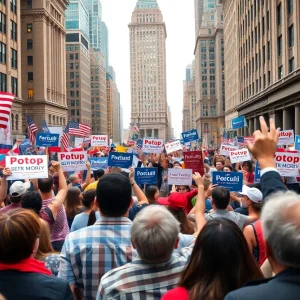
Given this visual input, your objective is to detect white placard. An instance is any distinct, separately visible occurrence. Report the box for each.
[229,148,251,163]
[165,140,183,154]
[74,137,84,147]
[91,135,109,147]
[275,152,300,176]
[132,155,139,168]
[278,130,294,146]
[220,144,238,156]
[58,151,88,172]
[168,169,193,186]
[49,127,63,147]
[142,138,164,154]
[6,155,48,180]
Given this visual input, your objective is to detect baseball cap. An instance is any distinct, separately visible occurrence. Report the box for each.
[240,185,263,203]
[157,192,188,210]
[9,181,31,197]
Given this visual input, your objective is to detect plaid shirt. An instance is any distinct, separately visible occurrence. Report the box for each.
[96,244,195,300]
[58,217,133,300]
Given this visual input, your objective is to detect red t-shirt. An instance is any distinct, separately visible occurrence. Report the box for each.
[162,287,189,300]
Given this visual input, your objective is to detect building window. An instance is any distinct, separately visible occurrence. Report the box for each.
[27,55,33,65]
[15,114,18,130]
[27,39,32,49]
[287,0,293,15]
[262,17,265,35]
[0,12,6,34]
[11,113,14,130]
[27,23,32,33]
[201,47,206,53]
[11,76,17,96]
[11,48,17,68]
[10,20,17,41]
[277,35,282,56]
[278,65,283,79]
[289,57,295,73]
[262,45,265,64]
[28,88,34,99]
[288,24,294,47]
[277,3,282,26]
[267,41,271,60]
[266,11,270,30]
[0,42,6,64]
[28,72,33,81]
[26,0,32,9]
[0,72,7,92]
[10,0,16,14]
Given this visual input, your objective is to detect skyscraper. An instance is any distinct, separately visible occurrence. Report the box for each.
[195,0,217,37]
[129,0,169,140]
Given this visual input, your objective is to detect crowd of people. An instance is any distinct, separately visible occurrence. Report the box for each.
[0,116,300,300]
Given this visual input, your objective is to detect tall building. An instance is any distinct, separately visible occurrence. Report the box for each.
[221,0,300,135]
[90,50,107,134]
[21,0,69,128]
[66,0,91,125]
[120,105,124,143]
[194,1,225,146]
[129,0,169,140]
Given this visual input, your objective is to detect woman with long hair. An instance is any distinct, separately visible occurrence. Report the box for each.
[64,187,83,229]
[163,219,263,300]
[242,161,255,184]
[145,185,159,205]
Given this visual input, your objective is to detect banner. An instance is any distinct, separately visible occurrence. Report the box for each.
[36,133,59,147]
[181,129,199,143]
[5,155,48,180]
[219,144,238,156]
[168,169,193,186]
[142,138,164,154]
[108,152,133,168]
[91,135,109,147]
[58,152,88,172]
[295,135,300,151]
[212,171,243,192]
[278,130,294,146]
[183,151,204,175]
[229,148,251,163]
[89,157,108,170]
[135,167,158,185]
[165,140,182,154]
[232,116,247,129]
[275,151,300,176]
[254,161,260,183]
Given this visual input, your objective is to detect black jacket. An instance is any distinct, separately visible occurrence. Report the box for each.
[260,170,287,200]
[0,271,74,300]
[152,162,173,190]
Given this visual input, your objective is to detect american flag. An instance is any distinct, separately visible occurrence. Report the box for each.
[0,92,14,129]
[61,122,71,150]
[133,122,140,133]
[26,114,38,145]
[69,120,91,137]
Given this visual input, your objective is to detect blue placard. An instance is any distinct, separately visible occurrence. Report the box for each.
[135,167,158,185]
[295,135,300,151]
[36,133,59,147]
[89,157,108,170]
[181,129,199,143]
[137,139,143,148]
[212,172,243,192]
[232,116,247,130]
[108,152,133,168]
[254,162,261,183]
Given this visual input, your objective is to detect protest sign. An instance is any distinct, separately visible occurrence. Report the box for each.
[74,137,84,147]
[183,151,204,175]
[212,172,243,192]
[181,129,199,143]
[229,148,251,163]
[58,152,88,172]
[278,130,294,146]
[142,138,164,154]
[36,133,59,147]
[219,144,238,156]
[295,135,300,151]
[165,140,182,154]
[89,157,108,170]
[232,116,247,129]
[5,155,48,180]
[168,169,193,186]
[91,135,109,147]
[108,152,133,168]
[135,167,158,185]
[132,155,139,168]
[274,151,300,176]
[254,161,260,183]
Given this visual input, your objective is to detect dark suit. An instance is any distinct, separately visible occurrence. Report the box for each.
[260,170,287,200]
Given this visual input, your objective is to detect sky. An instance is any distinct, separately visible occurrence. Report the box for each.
[101,0,195,138]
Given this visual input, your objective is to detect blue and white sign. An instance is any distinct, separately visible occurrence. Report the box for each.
[212,172,243,192]
[295,135,300,151]
[254,162,261,183]
[36,133,59,147]
[232,116,247,130]
[89,157,108,170]
[135,167,158,185]
[181,129,199,143]
[108,152,133,168]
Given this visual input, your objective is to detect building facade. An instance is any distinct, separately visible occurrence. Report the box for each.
[129,0,169,140]
[194,0,225,146]
[222,0,300,135]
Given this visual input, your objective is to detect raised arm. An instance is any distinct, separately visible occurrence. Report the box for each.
[0,168,12,204]
[81,161,91,190]
[129,168,148,205]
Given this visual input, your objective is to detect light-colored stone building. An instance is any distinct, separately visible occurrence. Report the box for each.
[21,0,69,128]
[129,0,169,140]
[221,0,300,135]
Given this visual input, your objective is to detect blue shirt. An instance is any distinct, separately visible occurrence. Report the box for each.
[70,211,100,232]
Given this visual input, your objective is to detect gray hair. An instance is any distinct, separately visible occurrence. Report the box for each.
[262,191,300,268]
[131,205,180,263]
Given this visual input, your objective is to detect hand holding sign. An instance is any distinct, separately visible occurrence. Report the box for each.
[192,172,205,187]
[2,167,12,178]
[51,161,61,171]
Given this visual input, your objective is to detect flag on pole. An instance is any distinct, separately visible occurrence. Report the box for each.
[26,113,38,145]
[0,92,14,129]
[61,122,71,150]
[133,122,140,133]
[69,120,91,137]
[42,119,50,133]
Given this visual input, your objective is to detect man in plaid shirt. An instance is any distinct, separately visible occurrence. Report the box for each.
[58,173,134,300]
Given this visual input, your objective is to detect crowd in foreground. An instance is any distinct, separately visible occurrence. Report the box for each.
[0,117,300,300]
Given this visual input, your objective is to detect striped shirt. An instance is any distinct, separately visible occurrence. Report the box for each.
[97,245,194,300]
[58,217,132,300]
